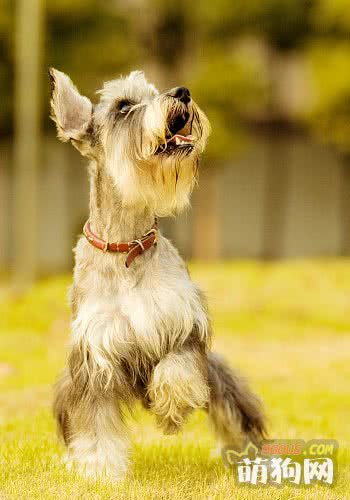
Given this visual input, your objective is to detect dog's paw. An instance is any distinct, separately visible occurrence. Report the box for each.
[209,445,223,459]
[63,453,127,481]
[156,415,183,435]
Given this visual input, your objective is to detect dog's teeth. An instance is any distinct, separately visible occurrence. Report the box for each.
[175,137,181,145]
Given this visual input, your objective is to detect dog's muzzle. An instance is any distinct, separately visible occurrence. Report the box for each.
[153,87,195,155]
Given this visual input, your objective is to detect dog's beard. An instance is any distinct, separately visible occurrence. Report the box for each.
[105,96,210,216]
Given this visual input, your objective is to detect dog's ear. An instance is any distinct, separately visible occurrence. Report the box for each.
[49,68,93,149]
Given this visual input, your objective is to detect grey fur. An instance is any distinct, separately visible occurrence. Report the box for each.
[207,352,266,447]
[49,68,266,479]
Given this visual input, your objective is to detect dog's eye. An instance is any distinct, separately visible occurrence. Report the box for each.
[119,101,132,114]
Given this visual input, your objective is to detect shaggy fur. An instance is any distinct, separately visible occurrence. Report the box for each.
[50,68,266,480]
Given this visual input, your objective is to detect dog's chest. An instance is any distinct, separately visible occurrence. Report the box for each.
[120,269,207,350]
[73,248,209,357]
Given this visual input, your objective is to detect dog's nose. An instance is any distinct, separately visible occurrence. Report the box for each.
[170,86,191,104]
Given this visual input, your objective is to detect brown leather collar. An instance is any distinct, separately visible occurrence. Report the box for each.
[83,219,158,268]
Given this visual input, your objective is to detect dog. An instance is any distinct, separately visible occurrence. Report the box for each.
[49,68,266,479]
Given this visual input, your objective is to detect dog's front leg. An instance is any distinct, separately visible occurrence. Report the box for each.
[147,348,210,434]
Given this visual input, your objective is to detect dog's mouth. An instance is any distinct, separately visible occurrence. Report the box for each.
[156,111,195,155]
[167,133,194,146]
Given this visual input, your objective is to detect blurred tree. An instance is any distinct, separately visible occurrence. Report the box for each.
[196,0,315,50]
[188,46,269,158]
[302,0,350,153]
[13,0,43,287]
[304,41,350,153]
[0,0,140,135]
[0,0,349,154]
[0,0,14,135]
[312,0,350,37]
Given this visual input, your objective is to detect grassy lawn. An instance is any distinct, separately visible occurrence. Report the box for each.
[0,259,349,499]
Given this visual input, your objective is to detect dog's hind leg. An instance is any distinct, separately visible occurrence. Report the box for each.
[53,366,130,480]
[206,352,266,449]
[147,348,210,434]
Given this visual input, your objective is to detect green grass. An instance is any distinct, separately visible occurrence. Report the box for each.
[0,259,349,499]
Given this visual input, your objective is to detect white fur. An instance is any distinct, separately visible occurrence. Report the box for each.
[72,236,209,385]
[66,400,129,480]
[50,69,215,481]
[95,72,210,215]
[148,350,209,430]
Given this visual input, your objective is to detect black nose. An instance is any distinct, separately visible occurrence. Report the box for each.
[171,86,191,104]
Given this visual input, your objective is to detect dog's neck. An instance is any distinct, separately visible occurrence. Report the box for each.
[88,160,155,243]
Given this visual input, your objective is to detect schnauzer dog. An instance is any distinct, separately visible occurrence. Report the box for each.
[49,68,265,479]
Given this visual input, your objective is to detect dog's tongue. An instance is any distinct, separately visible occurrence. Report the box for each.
[167,134,194,145]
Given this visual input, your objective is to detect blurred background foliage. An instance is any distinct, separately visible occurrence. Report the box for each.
[2,4,350,495]
[1,0,350,155]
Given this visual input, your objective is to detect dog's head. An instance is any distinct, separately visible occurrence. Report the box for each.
[49,69,210,215]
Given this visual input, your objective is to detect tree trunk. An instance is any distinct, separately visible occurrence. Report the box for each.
[12,0,43,289]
